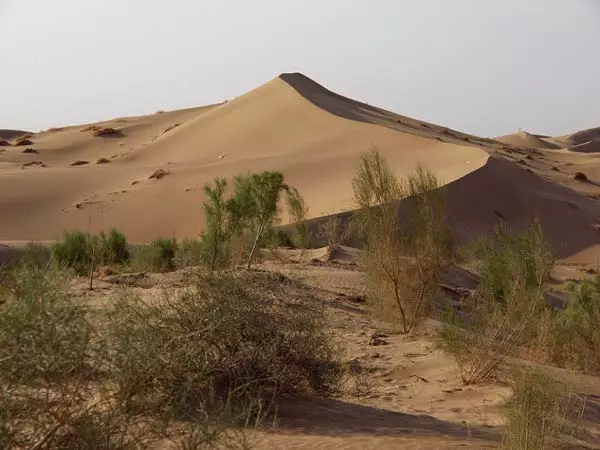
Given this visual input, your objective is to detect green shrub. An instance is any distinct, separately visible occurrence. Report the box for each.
[174,238,205,268]
[503,369,583,450]
[105,272,343,422]
[52,229,96,276]
[352,149,452,334]
[131,237,178,272]
[263,227,295,248]
[19,242,52,269]
[439,221,553,384]
[51,228,130,275]
[0,263,92,385]
[97,228,130,266]
[543,276,600,374]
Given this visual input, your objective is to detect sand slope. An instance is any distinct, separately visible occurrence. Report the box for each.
[1,73,599,260]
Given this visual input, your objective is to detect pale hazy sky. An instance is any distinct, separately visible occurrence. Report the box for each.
[1,0,598,137]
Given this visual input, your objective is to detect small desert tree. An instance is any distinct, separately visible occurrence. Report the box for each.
[439,220,554,384]
[199,177,231,271]
[227,171,288,269]
[352,148,451,334]
[286,186,310,261]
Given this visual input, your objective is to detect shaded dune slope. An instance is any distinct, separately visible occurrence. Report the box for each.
[0,129,30,140]
[1,73,599,260]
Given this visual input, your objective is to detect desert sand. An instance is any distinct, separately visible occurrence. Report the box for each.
[2,72,598,263]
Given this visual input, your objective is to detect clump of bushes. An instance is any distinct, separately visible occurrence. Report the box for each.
[131,237,177,273]
[0,255,344,448]
[106,272,343,421]
[52,228,130,275]
[196,171,307,271]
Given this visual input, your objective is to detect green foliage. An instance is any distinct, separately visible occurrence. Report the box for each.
[285,186,309,258]
[476,219,553,306]
[0,263,91,385]
[105,273,343,421]
[199,177,231,271]
[544,275,600,374]
[227,171,288,269]
[503,369,582,450]
[352,148,451,334]
[174,238,205,268]
[131,237,178,273]
[52,229,96,276]
[51,228,130,275]
[439,221,554,384]
[97,228,130,266]
[19,242,52,269]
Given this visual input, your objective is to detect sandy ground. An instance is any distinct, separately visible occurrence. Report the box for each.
[2,72,599,264]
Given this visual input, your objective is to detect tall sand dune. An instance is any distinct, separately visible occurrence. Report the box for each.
[1,73,599,260]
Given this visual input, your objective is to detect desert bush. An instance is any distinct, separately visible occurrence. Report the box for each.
[285,187,309,260]
[16,241,52,269]
[321,215,343,248]
[199,177,232,271]
[52,229,96,276]
[542,275,600,374]
[0,262,92,385]
[131,237,178,272]
[226,171,289,269]
[503,369,585,450]
[52,229,130,275]
[97,228,130,266]
[352,148,452,334]
[104,272,343,423]
[439,221,553,384]
[174,238,205,269]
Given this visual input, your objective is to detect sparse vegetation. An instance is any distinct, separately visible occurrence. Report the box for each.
[13,137,34,146]
[502,369,584,450]
[199,177,231,271]
[93,127,124,138]
[439,220,554,384]
[131,237,178,272]
[540,275,600,374]
[70,160,90,166]
[52,229,130,276]
[352,148,452,334]
[285,186,310,260]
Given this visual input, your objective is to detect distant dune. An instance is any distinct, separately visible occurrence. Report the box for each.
[1,73,599,260]
[496,131,561,150]
[0,129,31,140]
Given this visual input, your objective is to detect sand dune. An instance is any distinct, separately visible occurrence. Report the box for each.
[1,73,599,261]
[496,130,561,150]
